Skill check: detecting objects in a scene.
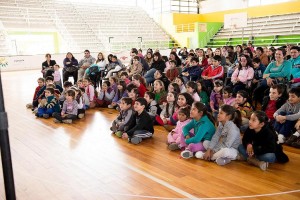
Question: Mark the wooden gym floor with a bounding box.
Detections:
[0,70,300,200]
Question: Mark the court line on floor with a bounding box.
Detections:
[9,109,300,199]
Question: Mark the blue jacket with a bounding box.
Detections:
[264,60,292,80]
[290,56,300,78]
[183,115,216,144]
[253,64,266,80]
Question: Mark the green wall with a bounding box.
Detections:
[198,22,223,48]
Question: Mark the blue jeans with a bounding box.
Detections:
[144,68,156,85]
[274,112,296,137]
[37,107,55,117]
[291,82,300,88]
[238,144,276,163]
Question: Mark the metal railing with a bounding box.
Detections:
[175,23,195,33]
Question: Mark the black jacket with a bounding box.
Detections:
[242,126,277,156]
[151,60,166,72]
[127,110,154,137]
[42,60,56,70]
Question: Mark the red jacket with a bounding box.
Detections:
[138,84,147,97]
[201,65,224,79]
[166,68,179,81]
[33,86,43,100]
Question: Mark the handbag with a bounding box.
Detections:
[65,66,78,72]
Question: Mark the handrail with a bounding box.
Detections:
[200,25,221,48]
[175,23,195,33]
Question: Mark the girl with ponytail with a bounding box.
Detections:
[195,105,242,166]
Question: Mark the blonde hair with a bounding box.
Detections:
[154,80,165,92]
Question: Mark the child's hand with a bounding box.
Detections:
[203,149,213,160]
[276,115,286,123]
[122,132,128,139]
[162,118,168,124]
[185,135,190,139]
[246,144,254,157]
[295,119,300,130]
[218,99,223,105]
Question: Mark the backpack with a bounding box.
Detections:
[87,64,100,76]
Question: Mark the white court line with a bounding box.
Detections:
[9,108,300,199]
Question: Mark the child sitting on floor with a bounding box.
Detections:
[122,97,154,145]
[111,97,135,138]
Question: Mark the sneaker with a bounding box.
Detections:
[236,153,246,161]
[62,119,72,124]
[130,137,142,145]
[53,119,60,123]
[216,157,232,166]
[33,108,38,114]
[115,131,123,138]
[258,161,268,171]
[168,143,180,151]
[43,114,49,119]
[291,138,300,149]
[195,151,205,159]
[181,150,193,159]
[285,135,299,146]
[277,134,285,144]
[26,103,33,109]
[108,105,114,109]
[78,113,85,119]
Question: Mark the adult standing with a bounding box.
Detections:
[78,50,96,80]
[41,53,56,78]
[63,52,79,84]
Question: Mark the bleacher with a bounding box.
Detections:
[207,12,300,48]
[0,0,172,55]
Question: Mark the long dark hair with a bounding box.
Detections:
[186,81,197,94]
[237,90,253,108]
[237,54,253,70]
[196,80,209,94]
[117,80,127,99]
[220,105,242,128]
[192,102,215,125]
[252,111,276,134]
[166,91,177,117]
[169,82,181,94]
[177,92,194,108]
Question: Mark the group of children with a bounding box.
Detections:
[26,46,300,171]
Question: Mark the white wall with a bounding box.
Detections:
[0,49,172,72]
[200,0,248,14]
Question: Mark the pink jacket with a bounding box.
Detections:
[85,84,95,102]
[167,119,193,145]
[231,66,254,85]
